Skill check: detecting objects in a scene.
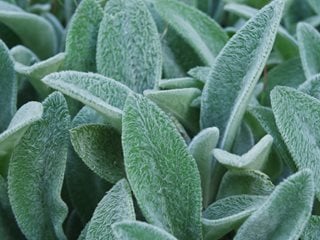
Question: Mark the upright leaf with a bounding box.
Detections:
[8,92,70,240]
[235,170,314,240]
[122,94,202,240]
[302,216,320,240]
[64,0,103,71]
[201,0,285,150]
[271,86,320,199]
[297,22,320,79]
[97,0,162,93]
[0,40,16,133]
[85,179,135,240]
[112,221,178,240]
[154,0,228,65]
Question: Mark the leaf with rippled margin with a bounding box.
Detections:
[235,170,314,240]
[301,216,320,240]
[201,0,285,150]
[297,22,320,79]
[70,124,125,183]
[188,127,219,207]
[85,179,135,240]
[112,221,178,240]
[202,195,267,240]
[122,94,201,240]
[64,0,103,72]
[271,86,320,199]
[97,0,162,93]
[0,40,16,133]
[154,0,228,66]
[0,10,56,59]
[42,71,132,131]
[8,92,70,240]
[216,169,274,200]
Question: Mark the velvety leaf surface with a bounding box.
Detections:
[297,22,320,79]
[122,94,202,240]
[97,0,162,93]
[231,122,255,155]
[201,0,285,150]
[271,86,320,199]
[70,124,125,183]
[8,92,70,240]
[10,45,39,65]
[42,71,132,131]
[0,40,17,133]
[301,216,320,240]
[235,170,314,240]
[187,66,211,83]
[64,0,103,72]
[154,0,228,65]
[112,221,178,240]
[299,74,320,99]
[307,0,320,18]
[85,179,135,240]
[159,78,203,90]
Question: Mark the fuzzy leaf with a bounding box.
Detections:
[187,66,211,83]
[302,216,320,240]
[188,127,219,207]
[154,0,228,65]
[213,134,273,171]
[122,94,202,240]
[307,0,320,15]
[159,78,203,90]
[8,92,70,240]
[70,124,125,183]
[42,71,132,131]
[85,179,135,240]
[0,10,57,59]
[144,88,201,133]
[64,0,103,71]
[216,169,274,200]
[97,0,162,93]
[271,86,320,199]
[201,0,285,150]
[235,170,314,240]
[299,74,320,99]
[0,40,16,133]
[297,22,320,79]
[10,45,39,65]
[112,221,178,240]
[202,195,267,240]
[232,122,255,155]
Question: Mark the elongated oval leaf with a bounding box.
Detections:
[42,71,132,131]
[0,10,57,59]
[201,0,285,150]
[154,0,228,65]
[70,124,125,183]
[159,77,203,90]
[235,170,314,240]
[202,195,267,240]
[271,86,320,199]
[97,0,162,93]
[0,40,16,133]
[112,221,178,240]
[297,22,320,79]
[8,92,70,240]
[302,216,320,240]
[122,94,202,240]
[64,0,103,71]
[299,74,320,99]
[85,179,135,240]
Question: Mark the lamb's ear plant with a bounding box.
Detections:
[2,0,320,239]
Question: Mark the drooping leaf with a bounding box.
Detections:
[0,40,17,133]
[159,77,203,90]
[42,71,132,131]
[8,92,70,240]
[64,0,103,72]
[216,169,274,200]
[144,88,201,133]
[202,195,267,240]
[70,124,125,183]
[201,0,285,150]
[97,0,162,93]
[299,74,320,99]
[0,10,57,59]
[271,86,320,199]
[188,127,219,207]
[122,94,202,240]
[297,22,320,79]
[154,0,228,66]
[85,179,135,240]
[301,216,320,240]
[235,170,314,240]
[112,221,178,240]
